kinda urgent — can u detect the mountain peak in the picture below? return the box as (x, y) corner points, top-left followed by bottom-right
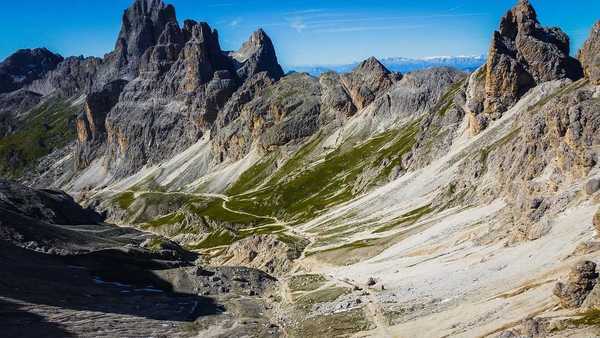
(111, 0), (178, 78)
(231, 28), (284, 81)
(355, 56), (390, 74)
(0, 48), (64, 94)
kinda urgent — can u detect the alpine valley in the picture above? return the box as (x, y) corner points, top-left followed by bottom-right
(1, 0), (600, 337)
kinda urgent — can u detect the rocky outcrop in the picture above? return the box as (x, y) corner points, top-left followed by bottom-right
(210, 235), (308, 277)
(553, 261), (599, 308)
(0, 48), (63, 94)
(106, 0), (178, 80)
(341, 57), (401, 110)
(76, 80), (128, 168)
(470, 0), (583, 135)
(102, 18), (241, 176)
(578, 21), (600, 85)
(230, 29), (284, 81)
(27, 56), (102, 97)
(0, 178), (101, 227)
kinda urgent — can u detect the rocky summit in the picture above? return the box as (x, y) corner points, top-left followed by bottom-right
(0, 0), (599, 337)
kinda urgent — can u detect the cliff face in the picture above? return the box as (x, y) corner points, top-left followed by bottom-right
(468, 0), (583, 135)
(578, 21), (600, 85)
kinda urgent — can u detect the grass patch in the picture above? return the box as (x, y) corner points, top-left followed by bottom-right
(289, 308), (372, 338)
(227, 121), (419, 223)
(288, 274), (327, 292)
(187, 229), (236, 250)
(305, 239), (374, 256)
(114, 192), (135, 210)
(293, 287), (351, 309)
(433, 79), (466, 117)
(0, 98), (80, 178)
(372, 204), (433, 233)
(569, 309), (600, 326)
(143, 213), (185, 228)
(226, 154), (277, 195)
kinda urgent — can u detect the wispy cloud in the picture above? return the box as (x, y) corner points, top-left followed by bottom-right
(315, 24), (426, 33)
(288, 18), (307, 32)
(229, 18), (242, 27)
(252, 9), (488, 34)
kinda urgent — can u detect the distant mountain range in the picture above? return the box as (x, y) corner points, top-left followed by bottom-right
(286, 55), (486, 75)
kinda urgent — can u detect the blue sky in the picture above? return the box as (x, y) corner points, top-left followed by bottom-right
(0, 0), (598, 66)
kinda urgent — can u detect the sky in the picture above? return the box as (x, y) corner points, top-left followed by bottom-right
(0, 0), (598, 67)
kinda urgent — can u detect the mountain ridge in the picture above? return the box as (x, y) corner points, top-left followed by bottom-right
(286, 55), (487, 76)
(0, 0), (600, 337)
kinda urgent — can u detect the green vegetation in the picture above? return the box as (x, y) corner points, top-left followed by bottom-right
(226, 154), (277, 195)
(434, 79), (466, 117)
(0, 98), (80, 178)
(188, 229), (236, 250)
(289, 308), (372, 338)
(568, 309), (600, 326)
(265, 133), (323, 186)
(293, 286), (351, 309)
(189, 199), (272, 226)
(144, 236), (170, 253)
(114, 192), (135, 210)
(227, 121), (419, 223)
(288, 274), (327, 292)
(143, 212), (185, 228)
(306, 239), (374, 256)
(373, 204), (433, 233)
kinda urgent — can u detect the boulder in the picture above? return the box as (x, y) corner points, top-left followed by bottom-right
(585, 178), (600, 195)
(553, 260), (598, 308)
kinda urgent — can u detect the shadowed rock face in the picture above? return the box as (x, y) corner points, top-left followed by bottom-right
(470, 0), (583, 135)
(578, 21), (600, 85)
(0, 48), (64, 94)
(76, 80), (128, 168)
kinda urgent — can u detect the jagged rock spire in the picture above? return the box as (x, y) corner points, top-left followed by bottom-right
(112, 0), (178, 79)
(231, 28), (284, 81)
(578, 21), (600, 85)
(471, 0), (583, 134)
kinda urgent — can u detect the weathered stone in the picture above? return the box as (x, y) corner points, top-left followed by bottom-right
(578, 21), (600, 85)
(553, 260), (598, 308)
(585, 178), (600, 195)
(230, 28), (284, 82)
(473, 0), (583, 134)
(76, 79), (128, 168)
(341, 57), (401, 110)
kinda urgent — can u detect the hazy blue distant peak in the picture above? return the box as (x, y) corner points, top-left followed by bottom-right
(286, 55), (486, 76)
